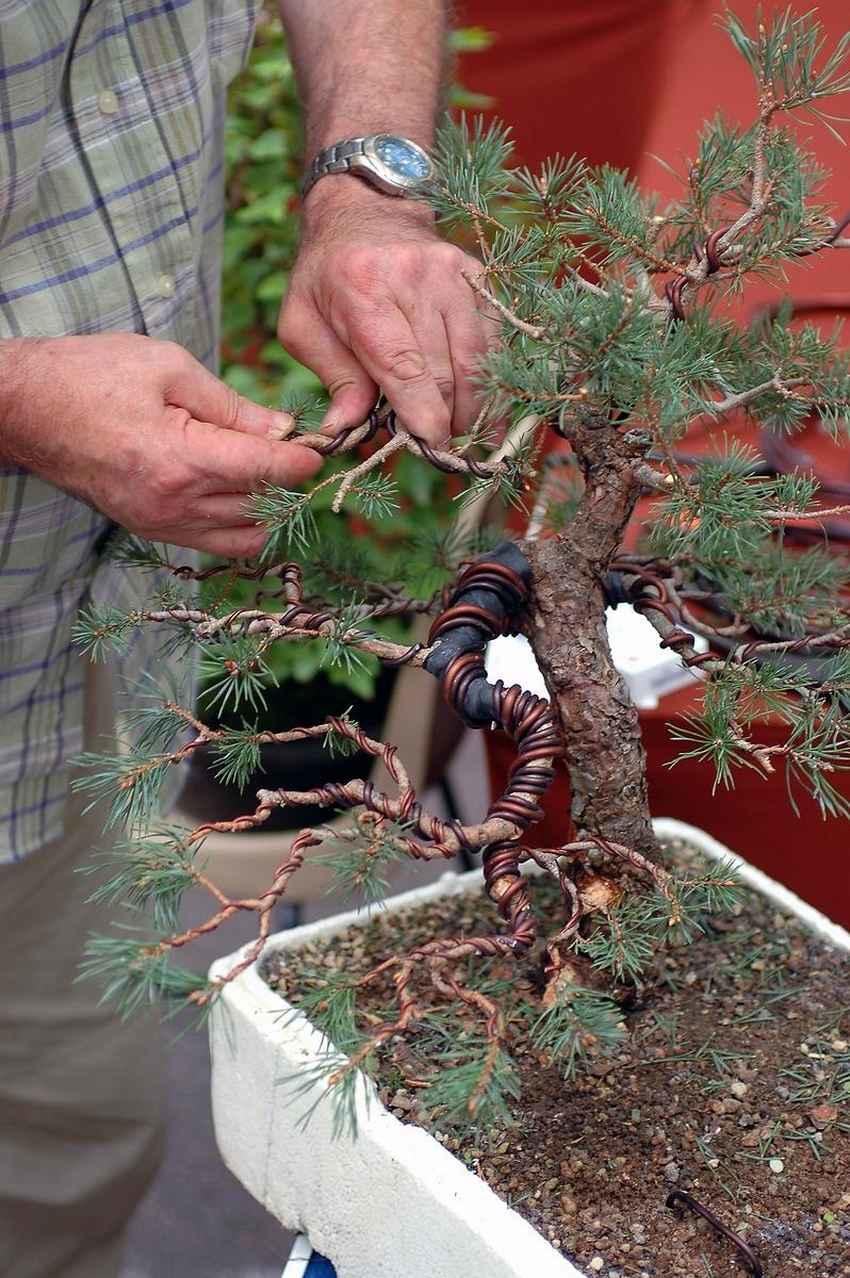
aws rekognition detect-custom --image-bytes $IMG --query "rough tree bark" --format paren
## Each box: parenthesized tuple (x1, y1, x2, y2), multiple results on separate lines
(522, 422, 659, 856)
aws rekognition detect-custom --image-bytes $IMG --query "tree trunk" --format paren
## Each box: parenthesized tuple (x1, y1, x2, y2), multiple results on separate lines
(521, 425, 658, 855)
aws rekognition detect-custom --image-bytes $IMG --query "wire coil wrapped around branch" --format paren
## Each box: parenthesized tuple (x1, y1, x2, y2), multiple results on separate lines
(423, 542, 563, 950)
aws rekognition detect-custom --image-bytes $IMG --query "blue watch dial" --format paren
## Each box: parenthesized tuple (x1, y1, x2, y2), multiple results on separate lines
(374, 136, 431, 181)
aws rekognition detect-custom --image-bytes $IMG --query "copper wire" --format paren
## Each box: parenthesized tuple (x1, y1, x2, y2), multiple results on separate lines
(423, 555, 564, 947)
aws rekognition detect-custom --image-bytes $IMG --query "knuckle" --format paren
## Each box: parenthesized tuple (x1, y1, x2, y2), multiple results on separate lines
(342, 246, 381, 289)
(150, 462, 189, 503)
(158, 338, 191, 371)
(325, 373, 360, 396)
(393, 242, 423, 274)
(277, 325, 304, 359)
(277, 303, 304, 347)
(433, 241, 466, 271)
(221, 384, 241, 429)
(385, 347, 429, 384)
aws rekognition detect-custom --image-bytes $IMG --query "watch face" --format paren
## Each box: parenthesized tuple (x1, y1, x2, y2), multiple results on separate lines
(373, 135, 432, 183)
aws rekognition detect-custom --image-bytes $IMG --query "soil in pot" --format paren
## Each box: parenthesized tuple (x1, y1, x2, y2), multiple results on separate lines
(180, 667, 397, 832)
(266, 838, 850, 1277)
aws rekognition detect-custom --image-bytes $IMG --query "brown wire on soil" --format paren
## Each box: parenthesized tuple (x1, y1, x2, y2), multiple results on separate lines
(666, 1191, 764, 1278)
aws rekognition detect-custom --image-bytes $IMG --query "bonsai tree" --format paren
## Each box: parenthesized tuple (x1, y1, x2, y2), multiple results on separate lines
(76, 8, 850, 1128)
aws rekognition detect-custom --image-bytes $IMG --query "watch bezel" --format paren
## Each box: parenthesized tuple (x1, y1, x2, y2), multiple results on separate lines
(351, 134, 435, 197)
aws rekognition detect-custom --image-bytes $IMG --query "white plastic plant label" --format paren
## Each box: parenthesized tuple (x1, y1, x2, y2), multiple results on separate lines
(486, 605, 707, 711)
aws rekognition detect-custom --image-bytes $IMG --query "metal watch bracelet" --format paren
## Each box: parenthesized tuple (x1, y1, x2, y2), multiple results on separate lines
(300, 138, 366, 202)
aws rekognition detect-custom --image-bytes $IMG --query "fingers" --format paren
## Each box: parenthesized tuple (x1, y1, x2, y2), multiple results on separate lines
(189, 418, 322, 492)
(279, 303, 378, 435)
(345, 299, 452, 445)
(134, 512, 267, 559)
(280, 239, 499, 447)
(195, 493, 262, 527)
(192, 525, 268, 559)
(134, 415, 320, 563)
(405, 303, 456, 427)
(442, 295, 494, 435)
(167, 354, 296, 440)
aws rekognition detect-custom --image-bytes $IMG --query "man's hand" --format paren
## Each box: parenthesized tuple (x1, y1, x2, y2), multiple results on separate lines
(0, 334, 321, 559)
(278, 184, 493, 446)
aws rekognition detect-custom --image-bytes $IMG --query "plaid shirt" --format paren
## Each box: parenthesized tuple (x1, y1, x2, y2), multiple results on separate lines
(0, 0, 259, 861)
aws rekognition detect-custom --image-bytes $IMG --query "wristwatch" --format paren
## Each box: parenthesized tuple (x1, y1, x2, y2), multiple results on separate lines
(300, 133, 434, 202)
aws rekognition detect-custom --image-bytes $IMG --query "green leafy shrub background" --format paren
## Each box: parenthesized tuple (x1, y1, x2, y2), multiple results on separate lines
(221, 12, 492, 403)
(215, 14, 493, 700)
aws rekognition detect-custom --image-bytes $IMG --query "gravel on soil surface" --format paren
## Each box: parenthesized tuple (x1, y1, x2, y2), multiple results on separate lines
(266, 840, 850, 1277)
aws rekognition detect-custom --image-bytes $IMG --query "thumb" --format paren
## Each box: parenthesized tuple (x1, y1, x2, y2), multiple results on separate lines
(168, 357, 296, 439)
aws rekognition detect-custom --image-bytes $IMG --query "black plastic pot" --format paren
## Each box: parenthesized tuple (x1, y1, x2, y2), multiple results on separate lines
(180, 667, 398, 833)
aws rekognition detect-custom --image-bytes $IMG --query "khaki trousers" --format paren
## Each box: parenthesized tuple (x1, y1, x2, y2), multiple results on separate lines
(0, 662, 165, 1278)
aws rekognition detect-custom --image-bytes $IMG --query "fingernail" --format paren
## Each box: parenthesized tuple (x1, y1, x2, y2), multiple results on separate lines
(320, 416, 349, 437)
(267, 411, 296, 441)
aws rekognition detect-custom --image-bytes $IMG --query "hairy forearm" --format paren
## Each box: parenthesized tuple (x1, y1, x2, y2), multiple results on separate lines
(0, 338, 48, 462)
(278, 0, 449, 158)
(273, 1, 489, 449)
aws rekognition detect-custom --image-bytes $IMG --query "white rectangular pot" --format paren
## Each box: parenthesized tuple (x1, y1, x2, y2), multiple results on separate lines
(208, 818, 850, 1278)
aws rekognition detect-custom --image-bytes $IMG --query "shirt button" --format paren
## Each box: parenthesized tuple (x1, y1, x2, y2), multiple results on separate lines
(97, 89, 120, 115)
(157, 273, 176, 299)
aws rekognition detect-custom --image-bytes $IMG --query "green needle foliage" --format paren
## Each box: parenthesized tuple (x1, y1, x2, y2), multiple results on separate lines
(276, 969, 376, 1141)
(321, 713, 361, 759)
(318, 819, 409, 909)
(317, 602, 376, 678)
(577, 865, 742, 983)
(420, 1042, 521, 1129)
(297, 532, 394, 605)
(280, 1050, 375, 1143)
(72, 605, 139, 661)
(69, 8, 850, 1140)
(528, 987, 625, 1080)
(248, 485, 318, 558)
(726, 8, 850, 116)
(431, 113, 514, 224)
(81, 826, 197, 933)
(122, 673, 191, 753)
(104, 534, 174, 573)
(341, 472, 400, 521)
(208, 726, 265, 790)
(79, 932, 210, 1021)
(397, 523, 501, 599)
(198, 635, 278, 715)
(72, 748, 175, 831)
(419, 7, 850, 812)
(284, 967, 362, 1048)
